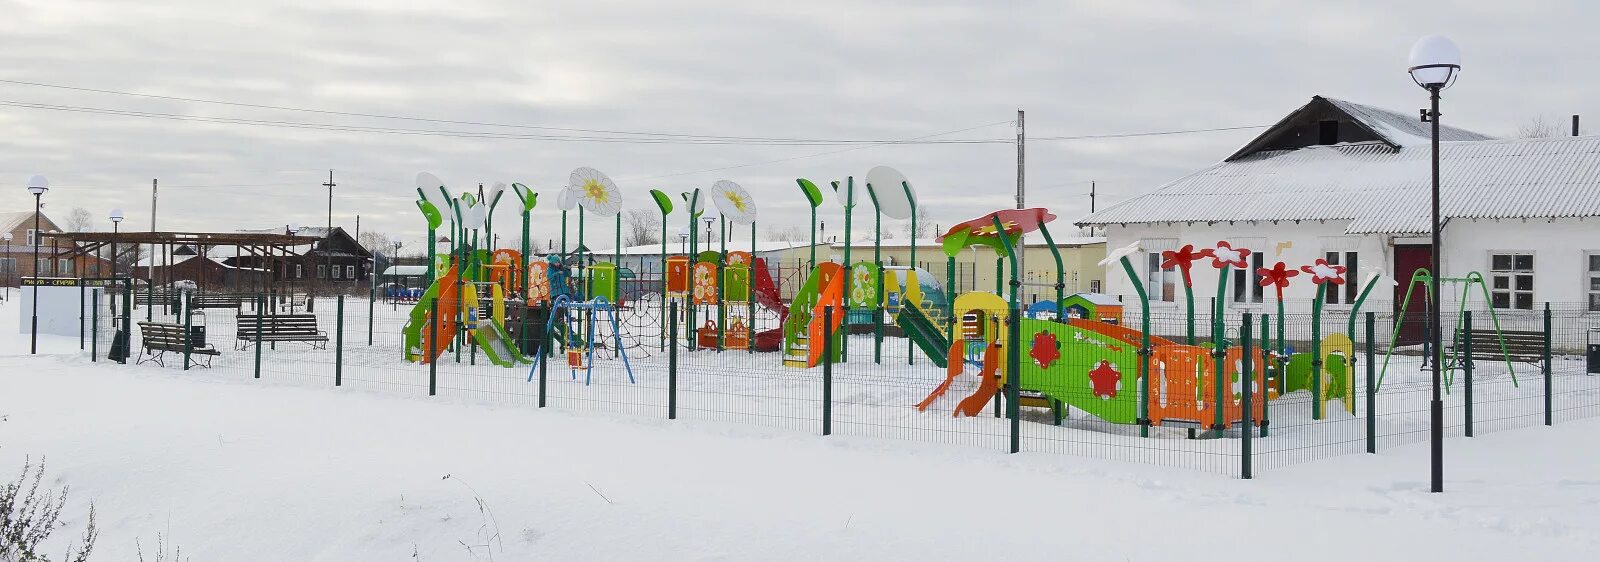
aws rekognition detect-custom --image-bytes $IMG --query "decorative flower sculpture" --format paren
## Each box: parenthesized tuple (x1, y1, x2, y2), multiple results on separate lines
(693, 264, 717, 302)
(1160, 244, 1210, 287)
(1088, 360, 1123, 400)
(1207, 241, 1250, 269)
(1257, 261, 1299, 293)
(1302, 258, 1347, 285)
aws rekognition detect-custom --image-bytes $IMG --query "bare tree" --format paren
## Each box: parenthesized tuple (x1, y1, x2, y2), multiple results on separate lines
(1516, 116, 1563, 138)
(906, 207, 931, 239)
(624, 209, 660, 247)
(64, 207, 94, 232)
(357, 231, 394, 255)
(765, 224, 807, 242)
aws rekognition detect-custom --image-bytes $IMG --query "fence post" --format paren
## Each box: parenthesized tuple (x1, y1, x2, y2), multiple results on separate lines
(368, 282, 375, 346)
(1543, 302, 1552, 426)
(80, 284, 86, 350)
(669, 300, 679, 420)
(1366, 311, 1375, 453)
(182, 290, 192, 371)
(1241, 313, 1253, 479)
(1260, 314, 1270, 438)
(90, 290, 99, 362)
(1008, 306, 1021, 454)
(336, 294, 345, 387)
(1462, 310, 1473, 437)
(538, 318, 548, 408)
(254, 293, 264, 379)
(822, 305, 833, 436)
(428, 297, 438, 396)
(120, 279, 132, 365)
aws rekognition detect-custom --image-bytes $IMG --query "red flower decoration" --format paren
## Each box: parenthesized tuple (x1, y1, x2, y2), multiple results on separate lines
(1300, 259, 1348, 285)
(1256, 261, 1299, 293)
(1088, 360, 1122, 399)
(1029, 331, 1060, 369)
(1160, 244, 1211, 287)
(1206, 241, 1251, 269)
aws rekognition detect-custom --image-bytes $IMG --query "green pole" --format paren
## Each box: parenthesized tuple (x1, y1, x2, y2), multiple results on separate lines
(946, 255, 957, 345)
(716, 216, 726, 351)
(182, 289, 192, 371)
(991, 216, 1020, 452)
(867, 186, 882, 364)
(1213, 266, 1230, 431)
(367, 281, 374, 346)
(839, 178, 855, 360)
(1261, 313, 1270, 437)
(254, 293, 263, 379)
(578, 206, 586, 300)
(1543, 302, 1552, 426)
(750, 221, 757, 355)
(797, 179, 822, 271)
(1037, 222, 1065, 318)
(1312, 287, 1326, 420)
(904, 181, 917, 366)
(336, 294, 345, 386)
(685, 189, 702, 351)
(614, 214, 621, 265)
(90, 289, 98, 362)
(994, 256, 1002, 294)
(1464, 310, 1473, 436)
(428, 297, 438, 396)
(1241, 312, 1253, 479)
(1366, 311, 1375, 452)
(1114, 255, 1152, 438)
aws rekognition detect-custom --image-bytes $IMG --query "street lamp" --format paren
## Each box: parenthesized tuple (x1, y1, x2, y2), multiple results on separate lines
(109, 208, 124, 280)
(1409, 34, 1460, 495)
(678, 231, 688, 254)
(27, 174, 48, 354)
(703, 217, 715, 249)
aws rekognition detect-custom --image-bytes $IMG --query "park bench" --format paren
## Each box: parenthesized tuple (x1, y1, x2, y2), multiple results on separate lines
(234, 313, 328, 350)
(190, 293, 244, 310)
(1448, 328, 1547, 370)
(136, 321, 219, 368)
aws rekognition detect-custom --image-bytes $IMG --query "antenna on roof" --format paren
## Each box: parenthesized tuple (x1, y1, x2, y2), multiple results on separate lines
(1574, 115, 1581, 137)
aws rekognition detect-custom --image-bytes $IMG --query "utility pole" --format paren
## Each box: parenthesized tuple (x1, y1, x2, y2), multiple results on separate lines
(149, 178, 157, 306)
(1089, 181, 1097, 236)
(1015, 109, 1025, 289)
(323, 170, 336, 289)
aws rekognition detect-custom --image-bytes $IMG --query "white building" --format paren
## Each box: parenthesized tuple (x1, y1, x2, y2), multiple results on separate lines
(1079, 96, 1600, 342)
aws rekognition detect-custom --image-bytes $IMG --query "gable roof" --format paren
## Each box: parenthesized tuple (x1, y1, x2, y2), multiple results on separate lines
(1226, 96, 1493, 161)
(1079, 134, 1600, 235)
(0, 210, 59, 234)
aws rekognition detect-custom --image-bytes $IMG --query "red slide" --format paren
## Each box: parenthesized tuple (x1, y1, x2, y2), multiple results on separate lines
(752, 258, 788, 351)
(916, 338, 967, 411)
(953, 342, 1001, 417)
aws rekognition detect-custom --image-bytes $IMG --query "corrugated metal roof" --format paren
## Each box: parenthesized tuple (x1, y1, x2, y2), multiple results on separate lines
(1325, 98, 1495, 146)
(1079, 135, 1600, 235)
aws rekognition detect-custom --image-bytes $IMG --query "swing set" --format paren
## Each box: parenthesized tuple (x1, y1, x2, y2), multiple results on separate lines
(1377, 268, 1519, 391)
(529, 294, 635, 386)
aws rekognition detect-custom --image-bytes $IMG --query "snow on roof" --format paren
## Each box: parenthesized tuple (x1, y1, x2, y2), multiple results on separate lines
(1322, 97, 1494, 147)
(600, 240, 820, 257)
(1079, 135, 1600, 235)
(828, 236, 1105, 249)
(0, 210, 33, 233)
(383, 265, 430, 276)
(1068, 292, 1123, 306)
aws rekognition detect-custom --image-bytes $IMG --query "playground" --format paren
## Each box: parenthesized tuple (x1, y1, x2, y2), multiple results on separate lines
(38, 166, 1598, 479)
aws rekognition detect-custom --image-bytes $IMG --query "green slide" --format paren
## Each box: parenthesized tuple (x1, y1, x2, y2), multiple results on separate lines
(472, 320, 527, 367)
(896, 304, 949, 369)
(402, 267, 452, 363)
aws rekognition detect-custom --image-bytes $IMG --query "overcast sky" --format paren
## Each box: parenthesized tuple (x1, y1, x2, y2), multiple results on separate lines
(0, 0, 1593, 253)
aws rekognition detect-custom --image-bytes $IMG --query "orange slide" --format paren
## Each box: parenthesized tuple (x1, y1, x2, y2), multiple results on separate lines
(805, 267, 846, 367)
(420, 265, 461, 364)
(952, 342, 1001, 417)
(916, 338, 967, 411)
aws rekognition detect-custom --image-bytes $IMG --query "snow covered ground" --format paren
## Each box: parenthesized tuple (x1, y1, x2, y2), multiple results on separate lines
(4, 289, 1600, 560)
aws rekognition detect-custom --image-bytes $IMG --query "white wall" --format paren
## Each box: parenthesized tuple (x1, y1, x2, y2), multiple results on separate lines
(1444, 217, 1598, 308)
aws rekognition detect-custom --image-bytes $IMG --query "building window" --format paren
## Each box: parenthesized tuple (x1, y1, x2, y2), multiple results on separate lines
(1588, 253, 1600, 312)
(331, 265, 342, 279)
(1146, 253, 1177, 302)
(295, 264, 304, 279)
(1233, 252, 1264, 304)
(25, 229, 37, 246)
(1323, 251, 1359, 304)
(36, 258, 51, 276)
(58, 259, 74, 276)
(1490, 253, 1534, 310)
(0, 258, 14, 276)
(318, 264, 327, 279)
(345, 265, 355, 279)
(1089, 280, 1102, 293)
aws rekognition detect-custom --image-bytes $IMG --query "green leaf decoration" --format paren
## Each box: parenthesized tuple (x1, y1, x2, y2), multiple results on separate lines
(416, 199, 443, 230)
(650, 189, 674, 215)
(796, 178, 823, 208)
(512, 183, 539, 212)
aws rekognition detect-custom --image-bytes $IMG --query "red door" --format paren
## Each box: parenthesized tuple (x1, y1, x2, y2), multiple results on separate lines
(1393, 245, 1432, 346)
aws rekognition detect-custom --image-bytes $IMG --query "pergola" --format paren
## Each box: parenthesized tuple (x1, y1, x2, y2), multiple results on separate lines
(44, 230, 321, 293)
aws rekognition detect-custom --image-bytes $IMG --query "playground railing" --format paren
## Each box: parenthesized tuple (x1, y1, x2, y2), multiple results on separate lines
(77, 291, 1600, 481)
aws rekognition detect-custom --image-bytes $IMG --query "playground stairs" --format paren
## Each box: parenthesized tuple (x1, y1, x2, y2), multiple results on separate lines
(783, 331, 810, 368)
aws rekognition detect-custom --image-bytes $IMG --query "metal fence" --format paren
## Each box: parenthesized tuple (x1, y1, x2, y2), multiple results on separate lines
(79, 286, 1600, 480)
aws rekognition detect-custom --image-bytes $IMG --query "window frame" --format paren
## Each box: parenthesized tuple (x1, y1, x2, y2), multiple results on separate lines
(345, 265, 356, 279)
(1585, 251, 1600, 313)
(317, 264, 327, 279)
(1232, 251, 1265, 305)
(1488, 250, 1536, 311)
(1322, 251, 1360, 305)
(1145, 252, 1177, 303)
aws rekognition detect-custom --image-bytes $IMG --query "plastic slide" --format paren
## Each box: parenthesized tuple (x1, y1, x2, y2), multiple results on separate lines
(953, 342, 1001, 417)
(782, 262, 844, 367)
(1065, 318, 1178, 348)
(806, 270, 846, 367)
(896, 302, 949, 368)
(916, 338, 967, 411)
(751, 257, 788, 350)
(403, 264, 460, 364)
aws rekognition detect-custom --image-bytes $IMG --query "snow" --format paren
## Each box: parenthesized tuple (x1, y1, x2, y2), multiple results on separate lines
(2, 287, 1599, 560)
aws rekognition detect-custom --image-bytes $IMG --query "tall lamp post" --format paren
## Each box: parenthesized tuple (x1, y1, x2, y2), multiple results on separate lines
(1409, 34, 1460, 494)
(109, 208, 124, 279)
(27, 174, 49, 354)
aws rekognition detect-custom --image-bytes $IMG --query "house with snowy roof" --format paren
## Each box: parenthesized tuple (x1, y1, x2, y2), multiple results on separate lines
(1078, 96, 1600, 343)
